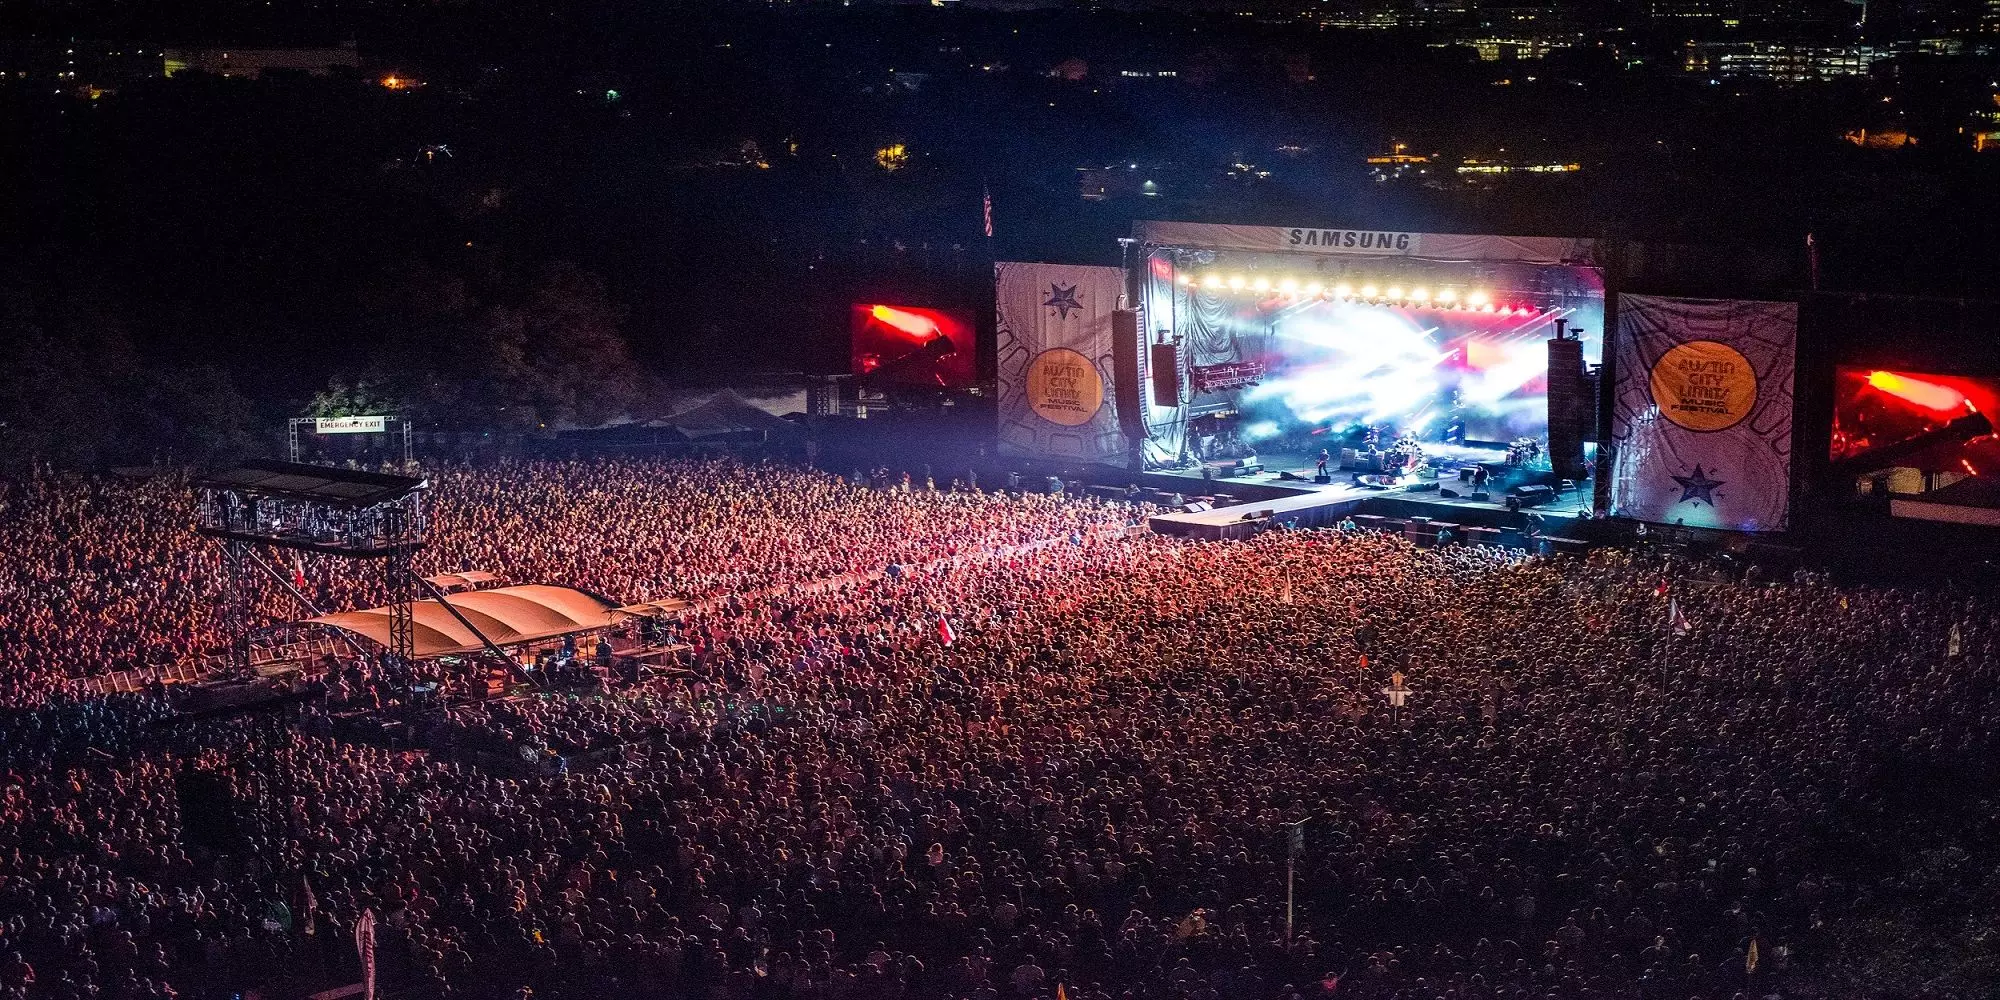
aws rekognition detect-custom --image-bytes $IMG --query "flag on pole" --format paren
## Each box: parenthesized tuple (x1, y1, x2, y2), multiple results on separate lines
(1668, 598, 1690, 636)
(982, 185, 994, 238)
(298, 875, 317, 936)
(1280, 567, 1294, 605)
(355, 908, 378, 1000)
(937, 615, 956, 647)
(1745, 937, 1760, 974)
(1805, 232, 1820, 291)
(1948, 622, 1963, 659)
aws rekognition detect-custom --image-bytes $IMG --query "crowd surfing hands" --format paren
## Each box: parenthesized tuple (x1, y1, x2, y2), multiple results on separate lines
(0, 463, 1994, 1000)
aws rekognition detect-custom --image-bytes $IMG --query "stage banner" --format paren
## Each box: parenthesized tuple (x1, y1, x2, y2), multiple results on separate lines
(995, 262, 1129, 464)
(1609, 295, 1797, 532)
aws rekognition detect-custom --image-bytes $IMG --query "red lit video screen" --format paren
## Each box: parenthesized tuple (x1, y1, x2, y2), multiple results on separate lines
(1831, 367, 2000, 477)
(850, 304, 977, 389)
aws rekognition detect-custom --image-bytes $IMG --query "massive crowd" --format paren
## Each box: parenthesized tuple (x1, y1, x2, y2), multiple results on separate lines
(0, 458, 1130, 700)
(0, 458, 1996, 1000)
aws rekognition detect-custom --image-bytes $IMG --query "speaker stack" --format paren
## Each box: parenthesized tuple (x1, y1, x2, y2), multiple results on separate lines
(1111, 311, 1145, 442)
(1150, 339, 1181, 407)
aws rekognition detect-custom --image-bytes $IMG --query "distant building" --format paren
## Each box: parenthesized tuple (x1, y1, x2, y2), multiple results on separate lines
(1456, 35, 1576, 60)
(163, 42, 361, 79)
(1365, 149, 1432, 183)
(1683, 41, 1883, 82)
(1077, 163, 1165, 201)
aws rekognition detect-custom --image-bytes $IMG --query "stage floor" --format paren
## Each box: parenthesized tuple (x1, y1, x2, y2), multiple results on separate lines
(1143, 449, 1595, 541)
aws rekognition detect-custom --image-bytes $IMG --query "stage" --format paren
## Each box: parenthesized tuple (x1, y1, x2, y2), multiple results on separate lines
(1137, 449, 1596, 543)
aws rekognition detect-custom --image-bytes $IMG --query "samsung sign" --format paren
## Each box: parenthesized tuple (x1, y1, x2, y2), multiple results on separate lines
(1286, 229, 1414, 252)
(315, 416, 388, 434)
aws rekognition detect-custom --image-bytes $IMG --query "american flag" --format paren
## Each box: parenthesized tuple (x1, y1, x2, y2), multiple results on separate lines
(982, 185, 993, 238)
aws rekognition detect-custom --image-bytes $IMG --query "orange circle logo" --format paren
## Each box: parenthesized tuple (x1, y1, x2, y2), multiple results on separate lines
(1025, 348, 1104, 427)
(1650, 340, 1757, 432)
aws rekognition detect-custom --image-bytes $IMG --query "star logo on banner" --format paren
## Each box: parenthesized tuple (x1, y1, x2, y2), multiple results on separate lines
(1044, 283, 1082, 320)
(1671, 465, 1725, 506)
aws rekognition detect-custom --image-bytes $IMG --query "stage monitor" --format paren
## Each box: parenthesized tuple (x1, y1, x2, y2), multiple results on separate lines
(1831, 367, 2000, 478)
(850, 304, 977, 389)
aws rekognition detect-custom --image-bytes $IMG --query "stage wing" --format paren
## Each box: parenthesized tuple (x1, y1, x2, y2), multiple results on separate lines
(995, 262, 1129, 464)
(1609, 295, 1797, 531)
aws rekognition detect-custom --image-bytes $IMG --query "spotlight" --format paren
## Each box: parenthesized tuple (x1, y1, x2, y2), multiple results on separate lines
(1202, 274, 1223, 289)
(1410, 287, 1430, 302)
(1227, 275, 1247, 290)
(1360, 284, 1379, 298)
(1437, 288, 1458, 303)
(1385, 286, 1404, 300)
(1252, 277, 1271, 292)
(1304, 281, 1324, 296)
(1479, 302, 1497, 313)
(1334, 283, 1354, 298)
(1176, 274, 1193, 286)
(1278, 277, 1299, 294)
(1466, 290, 1490, 307)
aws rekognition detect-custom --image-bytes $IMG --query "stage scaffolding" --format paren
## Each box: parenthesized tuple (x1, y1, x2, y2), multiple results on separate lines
(191, 460, 428, 675)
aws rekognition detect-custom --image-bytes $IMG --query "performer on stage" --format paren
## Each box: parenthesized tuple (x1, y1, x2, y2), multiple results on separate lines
(1316, 449, 1330, 477)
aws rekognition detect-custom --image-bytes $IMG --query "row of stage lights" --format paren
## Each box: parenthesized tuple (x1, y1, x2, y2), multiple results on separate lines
(1177, 273, 1544, 315)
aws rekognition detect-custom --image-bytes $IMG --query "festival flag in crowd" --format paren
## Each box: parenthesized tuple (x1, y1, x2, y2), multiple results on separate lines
(1668, 599, 1690, 636)
(1655, 578, 1669, 599)
(299, 875, 317, 936)
(937, 615, 956, 647)
(1745, 938, 1760, 974)
(293, 553, 309, 591)
(1280, 567, 1294, 605)
(355, 908, 378, 1000)
(1948, 623, 1963, 659)
(1055, 984, 1068, 1000)
(982, 186, 994, 238)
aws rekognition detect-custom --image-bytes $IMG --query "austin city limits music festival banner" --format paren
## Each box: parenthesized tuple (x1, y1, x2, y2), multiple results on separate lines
(1608, 294, 1797, 532)
(995, 262, 1128, 464)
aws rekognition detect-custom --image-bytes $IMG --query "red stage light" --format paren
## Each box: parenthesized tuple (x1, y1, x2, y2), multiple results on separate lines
(1866, 370, 1971, 414)
(868, 304, 939, 340)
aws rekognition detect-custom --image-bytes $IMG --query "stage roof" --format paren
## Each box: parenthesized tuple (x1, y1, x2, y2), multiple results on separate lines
(306, 584, 618, 658)
(193, 459, 425, 508)
(1132, 220, 1597, 266)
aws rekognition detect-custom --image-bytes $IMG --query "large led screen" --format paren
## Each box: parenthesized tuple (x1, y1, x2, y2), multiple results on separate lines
(850, 304, 977, 389)
(1831, 367, 2000, 477)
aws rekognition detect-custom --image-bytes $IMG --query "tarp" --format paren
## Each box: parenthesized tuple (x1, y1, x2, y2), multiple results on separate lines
(1608, 295, 1798, 532)
(306, 584, 619, 658)
(1133, 221, 1598, 266)
(995, 262, 1130, 464)
(654, 390, 798, 439)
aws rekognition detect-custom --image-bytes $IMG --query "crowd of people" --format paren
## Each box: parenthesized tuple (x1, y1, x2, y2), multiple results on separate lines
(0, 458, 1133, 700)
(0, 458, 1996, 1000)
